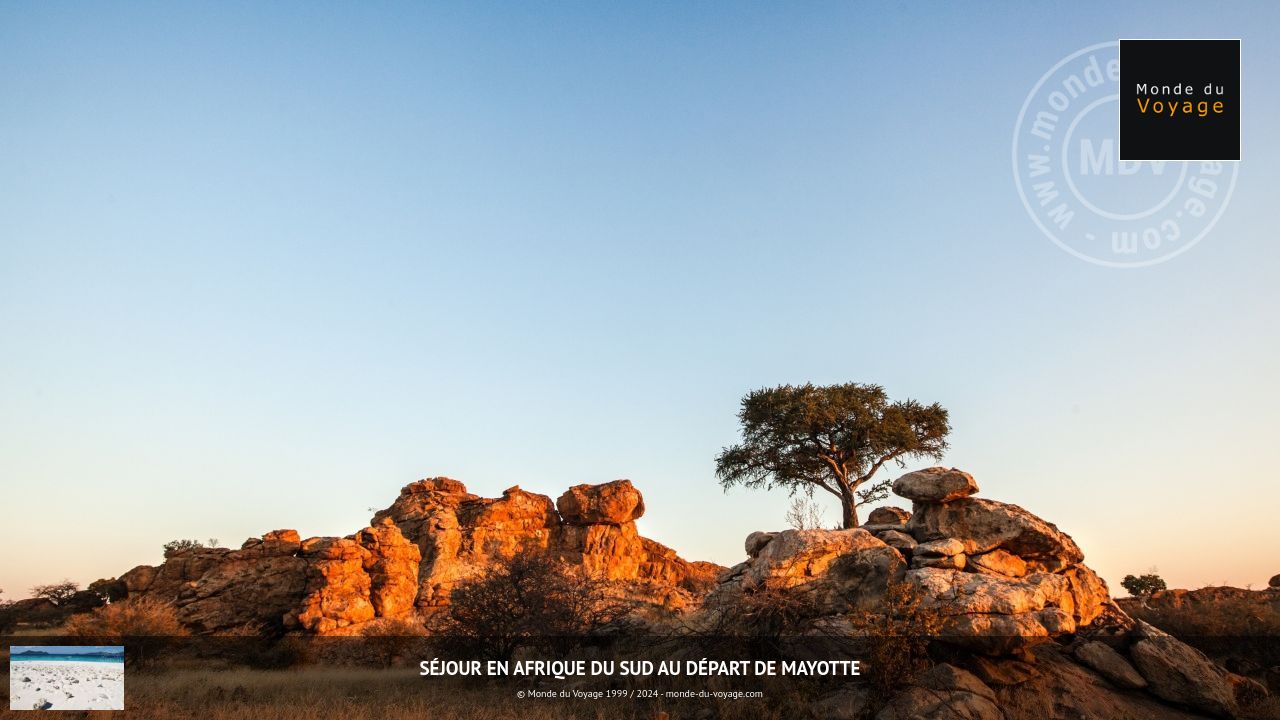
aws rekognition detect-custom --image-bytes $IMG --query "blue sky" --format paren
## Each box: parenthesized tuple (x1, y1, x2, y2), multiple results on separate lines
(1, 2, 1278, 598)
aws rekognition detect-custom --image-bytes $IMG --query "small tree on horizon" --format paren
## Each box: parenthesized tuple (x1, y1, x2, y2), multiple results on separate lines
(30, 580, 79, 606)
(162, 539, 205, 556)
(1122, 573, 1167, 598)
(716, 383, 950, 528)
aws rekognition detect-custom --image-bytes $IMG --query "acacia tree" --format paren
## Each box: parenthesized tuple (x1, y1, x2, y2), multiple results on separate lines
(1121, 573, 1167, 598)
(30, 580, 79, 606)
(715, 383, 950, 528)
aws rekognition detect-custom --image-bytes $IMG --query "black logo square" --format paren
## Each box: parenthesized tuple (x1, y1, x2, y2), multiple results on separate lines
(1119, 39, 1240, 161)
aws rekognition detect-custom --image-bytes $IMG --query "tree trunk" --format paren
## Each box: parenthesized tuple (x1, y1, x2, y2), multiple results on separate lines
(839, 485, 858, 529)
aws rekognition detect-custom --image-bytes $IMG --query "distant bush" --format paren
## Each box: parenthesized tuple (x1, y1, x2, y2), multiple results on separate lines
(785, 495, 827, 531)
(163, 539, 206, 556)
(1121, 573, 1168, 598)
(0, 589, 14, 634)
(30, 579, 80, 606)
(433, 552, 631, 661)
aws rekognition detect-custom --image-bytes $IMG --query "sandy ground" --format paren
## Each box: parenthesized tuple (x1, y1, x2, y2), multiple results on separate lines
(9, 660, 124, 711)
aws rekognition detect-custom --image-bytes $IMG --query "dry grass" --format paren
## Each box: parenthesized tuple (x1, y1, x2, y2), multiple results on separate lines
(0, 665, 810, 720)
(1125, 595, 1280, 639)
(62, 597, 188, 638)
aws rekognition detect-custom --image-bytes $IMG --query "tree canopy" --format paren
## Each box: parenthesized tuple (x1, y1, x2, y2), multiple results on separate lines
(715, 382, 950, 528)
(1121, 573, 1167, 598)
(30, 580, 79, 606)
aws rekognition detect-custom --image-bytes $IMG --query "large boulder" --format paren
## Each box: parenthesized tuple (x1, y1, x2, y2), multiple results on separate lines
(866, 506, 911, 527)
(1073, 640, 1147, 689)
(875, 529, 917, 554)
(968, 549, 1028, 578)
(892, 467, 979, 503)
(907, 568, 1082, 654)
(1270, 574, 1280, 589)
(727, 529, 905, 613)
(1129, 621, 1238, 718)
(991, 645, 1219, 719)
(912, 538, 966, 570)
(810, 686, 870, 720)
(876, 664, 1002, 720)
(908, 497, 1084, 572)
(556, 480, 645, 525)
(745, 531, 777, 558)
(119, 564, 159, 595)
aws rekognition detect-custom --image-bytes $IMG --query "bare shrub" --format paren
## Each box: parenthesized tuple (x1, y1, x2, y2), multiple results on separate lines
(64, 596, 188, 637)
(845, 579, 944, 702)
(432, 552, 632, 661)
(785, 494, 827, 530)
(163, 539, 205, 556)
(359, 617, 430, 667)
(63, 596, 189, 669)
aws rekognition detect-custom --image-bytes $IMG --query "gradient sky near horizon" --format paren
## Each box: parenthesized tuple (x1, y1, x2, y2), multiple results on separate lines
(2, 2, 1278, 600)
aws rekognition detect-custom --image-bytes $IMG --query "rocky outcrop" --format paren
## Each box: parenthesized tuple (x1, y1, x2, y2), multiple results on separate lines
(366, 478, 718, 610)
(123, 477, 716, 633)
(139, 522, 425, 634)
(1118, 584, 1280, 613)
(717, 467, 1104, 657)
(1270, 574, 1280, 589)
(708, 466, 1266, 719)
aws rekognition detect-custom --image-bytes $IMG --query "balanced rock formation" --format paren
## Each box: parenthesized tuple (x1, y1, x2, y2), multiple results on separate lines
(557, 480, 645, 525)
(119, 478, 717, 634)
(713, 467, 1267, 718)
